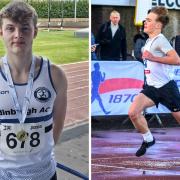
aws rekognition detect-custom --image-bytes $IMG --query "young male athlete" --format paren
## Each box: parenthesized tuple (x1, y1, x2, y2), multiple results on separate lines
(0, 1, 67, 179)
(128, 6, 180, 157)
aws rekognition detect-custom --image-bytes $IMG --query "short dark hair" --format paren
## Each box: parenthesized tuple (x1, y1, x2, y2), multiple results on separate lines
(0, 0, 38, 27)
(150, 6, 169, 29)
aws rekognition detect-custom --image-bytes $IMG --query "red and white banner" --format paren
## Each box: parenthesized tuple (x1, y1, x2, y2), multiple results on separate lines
(91, 61, 144, 116)
(91, 61, 180, 116)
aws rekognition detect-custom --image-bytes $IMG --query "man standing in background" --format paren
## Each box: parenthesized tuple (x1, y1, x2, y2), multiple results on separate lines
(96, 10, 127, 60)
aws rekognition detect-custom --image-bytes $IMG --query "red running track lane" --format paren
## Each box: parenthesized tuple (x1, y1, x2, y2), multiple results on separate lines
(92, 127, 180, 180)
(60, 61, 89, 127)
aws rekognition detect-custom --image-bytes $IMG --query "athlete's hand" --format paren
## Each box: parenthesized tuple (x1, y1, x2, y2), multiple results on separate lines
(91, 45, 96, 52)
(142, 50, 155, 61)
(103, 72, 105, 77)
(101, 72, 106, 81)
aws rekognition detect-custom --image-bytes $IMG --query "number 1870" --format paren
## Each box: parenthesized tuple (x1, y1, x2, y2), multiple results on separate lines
(109, 94, 137, 103)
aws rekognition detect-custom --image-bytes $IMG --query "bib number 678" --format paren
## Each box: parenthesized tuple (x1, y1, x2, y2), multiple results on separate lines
(6, 132, 40, 149)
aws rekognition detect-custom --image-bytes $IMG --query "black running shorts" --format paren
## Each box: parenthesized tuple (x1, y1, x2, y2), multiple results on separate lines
(141, 80, 180, 112)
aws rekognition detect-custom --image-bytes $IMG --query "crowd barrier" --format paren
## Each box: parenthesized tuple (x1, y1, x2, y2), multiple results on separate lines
(91, 61, 180, 116)
(57, 162, 89, 179)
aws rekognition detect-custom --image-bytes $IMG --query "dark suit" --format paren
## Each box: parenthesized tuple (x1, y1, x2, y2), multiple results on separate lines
(96, 21, 127, 60)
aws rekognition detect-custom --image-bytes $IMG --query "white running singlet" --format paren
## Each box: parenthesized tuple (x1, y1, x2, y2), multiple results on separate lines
(143, 33, 174, 88)
(0, 57, 57, 180)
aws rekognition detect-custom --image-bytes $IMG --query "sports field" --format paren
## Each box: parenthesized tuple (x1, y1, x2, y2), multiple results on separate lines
(0, 29, 89, 64)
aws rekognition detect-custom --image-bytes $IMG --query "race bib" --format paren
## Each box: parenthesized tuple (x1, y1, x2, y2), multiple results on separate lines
(0, 123, 45, 156)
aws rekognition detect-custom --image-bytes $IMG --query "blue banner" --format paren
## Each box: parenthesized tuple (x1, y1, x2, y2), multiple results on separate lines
(91, 61, 144, 116)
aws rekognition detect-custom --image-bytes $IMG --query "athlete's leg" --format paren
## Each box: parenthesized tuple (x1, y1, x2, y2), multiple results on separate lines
(128, 93, 155, 133)
(97, 95, 110, 114)
(91, 94, 95, 104)
(171, 111, 180, 124)
(129, 93, 156, 156)
(91, 89, 97, 103)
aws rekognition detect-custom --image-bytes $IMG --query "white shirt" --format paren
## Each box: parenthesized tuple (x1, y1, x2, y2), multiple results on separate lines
(143, 33, 174, 88)
(111, 22, 118, 38)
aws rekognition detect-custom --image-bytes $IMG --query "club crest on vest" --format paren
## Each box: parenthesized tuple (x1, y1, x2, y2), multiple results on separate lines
(34, 87, 51, 102)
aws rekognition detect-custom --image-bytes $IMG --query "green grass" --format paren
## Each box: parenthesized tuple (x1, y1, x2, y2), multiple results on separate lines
(0, 30, 89, 64)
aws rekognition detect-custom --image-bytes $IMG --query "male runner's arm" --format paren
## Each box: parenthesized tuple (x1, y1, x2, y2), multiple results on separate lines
(50, 64, 68, 144)
(142, 49, 180, 65)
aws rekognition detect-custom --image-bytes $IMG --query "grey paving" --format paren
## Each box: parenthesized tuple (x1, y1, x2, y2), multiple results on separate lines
(54, 123, 89, 180)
